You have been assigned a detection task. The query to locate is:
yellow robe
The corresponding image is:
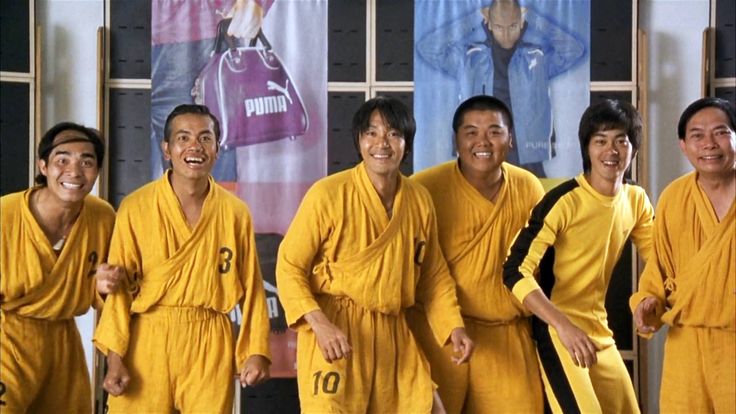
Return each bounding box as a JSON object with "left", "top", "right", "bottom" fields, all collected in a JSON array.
[
  {"left": 1, "top": 189, "right": 115, "bottom": 413},
  {"left": 94, "top": 172, "right": 270, "bottom": 370},
  {"left": 630, "top": 172, "right": 735, "bottom": 412},
  {"left": 408, "top": 161, "right": 545, "bottom": 413},
  {"left": 277, "top": 162, "right": 464, "bottom": 413}
]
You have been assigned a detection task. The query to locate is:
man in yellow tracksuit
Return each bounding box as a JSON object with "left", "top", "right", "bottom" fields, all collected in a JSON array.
[
  {"left": 504, "top": 99, "right": 653, "bottom": 413},
  {"left": 94, "top": 104, "right": 271, "bottom": 413},
  {"left": 1, "top": 122, "right": 120, "bottom": 413},
  {"left": 276, "top": 96, "right": 474, "bottom": 414},
  {"left": 407, "top": 95, "right": 545, "bottom": 413},
  {"left": 631, "top": 97, "right": 735, "bottom": 413}
]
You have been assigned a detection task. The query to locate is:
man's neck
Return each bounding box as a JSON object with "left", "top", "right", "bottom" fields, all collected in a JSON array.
[
  {"left": 168, "top": 173, "right": 209, "bottom": 228},
  {"left": 366, "top": 170, "right": 399, "bottom": 218},
  {"left": 697, "top": 169, "right": 736, "bottom": 221},
  {"left": 585, "top": 173, "right": 623, "bottom": 197},
  {"left": 460, "top": 163, "right": 504, "bottom": 202},
  {"left": 30, "top": 188, "right": 83, "bottom": 244}
]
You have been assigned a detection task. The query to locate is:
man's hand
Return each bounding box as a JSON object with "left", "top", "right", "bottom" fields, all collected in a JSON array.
[
  {"left": 634, "top": 296, "right": 663, "bottom": 334},
  {"left": 304, "top": 310, "right": 352, "bottom": 363},
  {"left": 227, "top": 0, "right": 264, "bottom": 39},
  {"left": 95, "top": 264, "right": 124, "bottom": 295},
  {"left": 449, "top": 327, "right": 474, "bottom": 364},
  {"left": 103, "top": 351, "right": 130, "bottom": 396},
  {"left": 556, "top": 319, "right": 598, "bottom": 368},
  {"left": 239, "top": 354, "right": 271, "bottom": 387}
]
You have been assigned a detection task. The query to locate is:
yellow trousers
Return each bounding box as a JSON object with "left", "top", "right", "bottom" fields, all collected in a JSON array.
[
  {"left": 660, "top": 326, "right": 735, "bottom": 413},
  {"left": 407, "top": 309, "right": 543, "bottom": 413},
  {"left": 0, "top": 312, "right": 91, "bottom": 413},
  {"left": 297, "top": 296, "right": 434, "bottom": 414},
  {"left": 535, "top": 320, "right": 639, "bottom": 414},
  {"left": 106, "top": 306, "right": 234, "bottom": 414}
]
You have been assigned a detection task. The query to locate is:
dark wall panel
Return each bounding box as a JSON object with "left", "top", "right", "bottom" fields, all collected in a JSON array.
[
  {"left": 591, "top": 90, "right": 633, "bottom": 105},
  {"left": 591, "top": 1, "right": 633, "bottom": 81},
  {"left": 715, "top": 0, "right": 736, "bottom": 78},
  {"left": 328, "top": 0, "right": 367, "bottom": 82},
  {"left": 715, "top": 86, "right": 736, "bottom": 107},
  {"left": 110, "top": 0, "right": 151, "bottom": 79},
  {"left": 328, "top": 92, "right": 366, "bottom": 174},
  {"left": 0, "top": 1, "right": 30, "bottom": 73},
  {"left": 108, "top": 89, "right": 151, "bottom": 207},
  {"left": 0, "top": 81, "right": 30, "bottom": 195},
  {"left": 375, "top": 0, "right": 413, "bottom": 81}
]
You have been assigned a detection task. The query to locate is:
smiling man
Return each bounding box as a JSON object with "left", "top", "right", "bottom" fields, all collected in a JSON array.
[
  {"left": 1, "top": 122, "right": 120, "bottom": 412},
  {"left": 503, "top": 99, "right": 653, "bottom": 413},
  {"left": 93, "top": 104, "right": 271, "bottom": 413},
  {"left": 630, "top": 97, "right": 735, "bottom": 413},
  {"left": 276, "top": 96, "right": 473, "bottom": 413},
  {"left": 406, "top": 95, "right": 544, "bottom": 413}
]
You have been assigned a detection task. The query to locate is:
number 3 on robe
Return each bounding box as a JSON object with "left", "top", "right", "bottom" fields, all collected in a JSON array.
[{"left": 218, "top": 247, "right": 233, "bottom": 274}]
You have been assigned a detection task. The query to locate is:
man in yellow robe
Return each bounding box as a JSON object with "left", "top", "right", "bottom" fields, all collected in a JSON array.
[
  {"left": 94, "top": 104, "right": 271, "bottom": 413},
  {"left": 1, "top": 122, "right": 120, "bottom": 413},
  {"left": 276, "top": 96, "right": 474, "bottom": 414},
  {"left": 407, "top": 95, "right": 545, "bottom": 413},
  {"left": 631, "top": 97, "right": 735, "bottom": 412}
]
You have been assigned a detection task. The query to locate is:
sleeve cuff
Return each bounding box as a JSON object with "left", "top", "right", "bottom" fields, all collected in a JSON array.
[
  {"left": 284, "top": 299, "right": 321, "bottom": 330},
  {"left": 511, "top": 278, "right": 542, "bottom": 304}
]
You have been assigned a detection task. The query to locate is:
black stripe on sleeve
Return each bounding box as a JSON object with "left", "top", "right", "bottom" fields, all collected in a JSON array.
[{"left": 502, "top": 179, "right": 579, "bottom": 291}]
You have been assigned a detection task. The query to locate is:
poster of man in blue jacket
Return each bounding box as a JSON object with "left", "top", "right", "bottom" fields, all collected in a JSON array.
[{"left": 414, "top": 0, "right": 589, "bottom": 179}]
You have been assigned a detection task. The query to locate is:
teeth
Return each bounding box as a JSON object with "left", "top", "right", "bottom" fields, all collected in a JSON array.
[
  {"left": 474, "top": 152, "right": 492, "bottom": 157},
  {"left": 185, "top": 157, "right": 204, "bottom": 163},
  {"left": 61, "top": 183, "right": 82, "bottom": 189},
  {"left": 373, "top": 154, "right": 390, "bottom": 159},
  {"left": 603, "top": 161, "right": 618, "bottom": 166},
  {"left": 701, "top": 155, "right": 720, "bottom": 160}
]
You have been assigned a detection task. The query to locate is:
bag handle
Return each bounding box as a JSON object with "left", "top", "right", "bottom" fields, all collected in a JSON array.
[{"left": 214, "top": 18, "right": 272, "bottom": 53}]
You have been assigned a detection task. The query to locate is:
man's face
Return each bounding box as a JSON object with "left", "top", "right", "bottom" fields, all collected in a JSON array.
[
  {"left": 679, "top": 107, "right": 736, "bottom": 178},
  {"left": 488, "top": 5, "right": 523, "bottom": 49},
  {"left": 455, "top": 109, "right": 511, "bottom": 176},
  {"left": 358, "top": 110, "right": 406, "bottom": 179},
  {"left": 38, "top": 130, "right": 99, "bottom": 204},
  {"left": 586, "top": 128, "right": 634, "bottom": 184},
  {"left": 162, "top": 113, "right": 219, "bottom": 181}
]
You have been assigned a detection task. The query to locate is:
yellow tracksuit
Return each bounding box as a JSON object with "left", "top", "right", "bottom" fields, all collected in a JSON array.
[
  {"left": 93, "top": 171, "right": 270, "bottom": 413},
  {"left": 630, "top": 172, "right": 735, "bottom": 413},
  {"left": 504, "top": 175, "right": 653, "bottom": 414},
  {"left": 276, "top": 162, "right": 465, "bottom": 414},
  {"left": 407, "top": 161, "right": 545, "bottom": 413},
  {"left": 1, "top": 189, "right": 115, "bottom": 413}
]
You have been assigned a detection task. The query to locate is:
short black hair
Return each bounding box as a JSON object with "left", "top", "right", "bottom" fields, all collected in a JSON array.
[
  {"left": 351, "top": 96, "right": 416, "bottom": 161},
  {"left": 35, "top": 122, "right": 105, "bottom": 186},
  {"left": 578, "top": 99, "right": 642, "bottom": 173},
  {"left": 452, "top": 95, "right": 514, "bottom": 133},
  {"left": 677, "top": 97, "right": 736, "bottom": 140},
  {"left": 163, "top": 104, "right": 221, "bottom": 143}
]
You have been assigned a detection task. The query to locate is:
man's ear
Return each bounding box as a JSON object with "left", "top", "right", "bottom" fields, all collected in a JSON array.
[
  {"left": 521, "top": 6, "right": 528, "bottom": 22},
  {"left": 37, "top": 159, "right": 48, "bottom": 176},
  {"left": 161, "top": 140, "right": 171, "bottom": 160},
  {"left": 480, "top": 6, "right": 492, "bottom": 24},
  {"left": 678, "top": 139, "right": 687, "bottom": 155}
]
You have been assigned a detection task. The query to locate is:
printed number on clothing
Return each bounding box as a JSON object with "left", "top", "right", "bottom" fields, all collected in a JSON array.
[
  {"left": 0, "top": 380, "right": 6, "bottom": 405},
  {"left": 312, "top": 371, "right": 340, "bottom": 395},
  {"left": 218, "top": 247, "right": 234, "bottom": 274}
]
